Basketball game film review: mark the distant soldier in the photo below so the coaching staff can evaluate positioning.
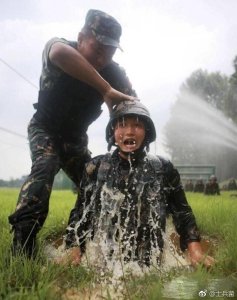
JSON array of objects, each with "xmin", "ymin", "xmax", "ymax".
[
  {"xmin": 204, "ymin": 175, "xmax": 220, "ymax": 195},
  {"xmin": 227, "ymin": 178, "xmax": 237, "ymax": 191},
  {"xmin": 221, "ymin": 184, "xmax": 228, "ymax": 191},
  {"xmin": 194, "ymin": 179, "xmax": 204, "ymax": 193},
  {"xmin": 184, "ymin": 180, "xmax": 194, "ymax": 192}
]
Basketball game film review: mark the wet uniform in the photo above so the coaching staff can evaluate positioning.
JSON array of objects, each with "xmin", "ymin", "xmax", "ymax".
[
  {"xmin": 65, "ymin": 149, "xmax": 200, "ymax": 266},
  {"xmin": 8, "ymin": 37, "xmax": 136, "ymax": 237}
]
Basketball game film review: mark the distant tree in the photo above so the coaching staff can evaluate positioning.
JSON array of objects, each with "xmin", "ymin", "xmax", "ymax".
[
  {"xmin": 164, "ymin": 68, "xmax": 237, "ymax": 180},
  {"xmin": 53, "ymin": 170, "xmax": 74, "ymax": 190},
  {"xmin": 180, "ymin": 69, "xmax": 229, "ymax": 111},
  {"xmin": 226, "ymin": 56, "xmax": 237, "ymax": 123},
  {"xmin": 0, "ymin": 172, "xmax": 73, "ymax": 189}
]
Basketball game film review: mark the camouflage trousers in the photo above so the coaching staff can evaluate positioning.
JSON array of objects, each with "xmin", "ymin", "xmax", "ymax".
[{"xmin": 8, "ymin": 118, "xmax": 91, "ymax": 234}]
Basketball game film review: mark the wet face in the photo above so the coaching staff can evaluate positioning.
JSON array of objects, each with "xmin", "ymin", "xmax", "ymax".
[
  {"xmin": 78, "ymin": 32, "xmax": 116, "ymax": 71},
  {"xmin": 114, "ymin": 116, "xmax": 146, "ymax": 158}
]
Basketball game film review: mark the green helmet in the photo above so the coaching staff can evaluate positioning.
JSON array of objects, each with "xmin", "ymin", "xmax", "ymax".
[{"xmin": 106, "ymin": 100, "xmax": 156, "ymax": 150}]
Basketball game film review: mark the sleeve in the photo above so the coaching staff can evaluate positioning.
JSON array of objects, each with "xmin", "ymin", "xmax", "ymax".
[
  {"xmin": 39, "ymin": 37, "xmax": 71, "ymax": 91},
  {"xmin": 42, "ymin": 37, "xmax": 70, "ymax": 71},
  {"xmin": 162, "ymin": 159, "xmax": 201, "ymax": 251},
  {"xmin": 64, "ymin": 158, "xmax": 100, "ymax": 251}
]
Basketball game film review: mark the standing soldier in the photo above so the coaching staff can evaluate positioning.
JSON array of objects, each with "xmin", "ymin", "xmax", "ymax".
[
  {"xmin": 194, "ymin": 179, "xmax": 204, "ymax": 193},
  {"xmin": 227, "ymin": 178, "xmax": 237, "ymax": 191},
  {"xmin": 185, "ymin": 180, "xmax": 194, "ymax": 192},
  {"xmin": 204, "ymin": 175, "xmax": 220, "ymax": 195},
  {"xmin": 8, "ymin": 9, "xmax": 136, "ymax": 257}
]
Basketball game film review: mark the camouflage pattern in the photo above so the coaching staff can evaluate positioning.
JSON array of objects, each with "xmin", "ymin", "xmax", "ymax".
[
  {"xmin": 84, "ymin": 9, "xmax": 122, "ymax": 49},
  {"xmin": 9, "ymin": 33, "xmax": 135, "ymax": 256},
  {"xmin": 65, "ymin": 149, "xmax": 200, "ymax": 266},
  {"xmin": 8, "ymin": 118, "xmax": 91, "ymax": 237},
  {"xmin": 9, "ymin": 10, "xmax": 135, "ymax": 256}
]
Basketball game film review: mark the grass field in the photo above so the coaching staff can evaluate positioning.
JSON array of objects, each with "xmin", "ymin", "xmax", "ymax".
[{"xmin": 0, "ymin": 188, "xmax": 237, "ymax": 299}]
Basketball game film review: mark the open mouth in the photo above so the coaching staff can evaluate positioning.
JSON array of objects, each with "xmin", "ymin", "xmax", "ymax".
[{"xmin": 124, "ymin": 138, "xmax": 136, "ymax": 146}]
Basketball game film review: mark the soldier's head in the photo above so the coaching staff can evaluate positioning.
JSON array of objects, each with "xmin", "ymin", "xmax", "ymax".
[
  {"xmin": 78, "ymin": 9, "xmax": 122, "ymax": 70},
  {"xmin": 209, "ymin": 175, "xmax": 217, "ymax": 182},
  {"xmin": 106, "ymin": 101, "xmax": 156, "ymax": 157}
]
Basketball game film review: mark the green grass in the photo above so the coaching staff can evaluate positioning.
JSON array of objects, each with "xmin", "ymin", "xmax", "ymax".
[
  {"xmin": 1, "ymin": 188, "xmax": 237, "ymax": 299},
  {"xmin": 187, "ymin": 191, "xmax": 237, "ymax": 275}
]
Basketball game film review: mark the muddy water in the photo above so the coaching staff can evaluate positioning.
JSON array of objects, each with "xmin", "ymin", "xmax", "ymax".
[
  {"xmin": 45, "ymin": 221, "xmax": 221, "ymax": 300},
  {"xmin": 162, "ymin": 276, "xmax": 236, "ymax": 300}
]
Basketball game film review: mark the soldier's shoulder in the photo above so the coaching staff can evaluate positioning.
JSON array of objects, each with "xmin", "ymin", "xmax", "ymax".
[
  {"xmin": 152, "ymin": 155, "xmax": 180, "ymax": 185},
  {"xmin": 151, "ymin": 155, "xmax": 174, "ymax": 170},
  {"xmin": 44, "ymin": 37, "xmax": 70, "ymax": 50},
  {"xmin": 145, "ymin": 154, "xmax": 175, "ymax": 175}
]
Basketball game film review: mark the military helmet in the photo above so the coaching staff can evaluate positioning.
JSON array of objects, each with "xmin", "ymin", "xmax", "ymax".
[
  {"xmin": 106, "ymin": 100, "xmax": 156, "ymax": 150},
  {"xmin": 210, "ymin": 175, "xmax": 217, "ymax": 181}
]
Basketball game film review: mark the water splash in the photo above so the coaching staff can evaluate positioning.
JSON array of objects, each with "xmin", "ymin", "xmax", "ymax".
[
  {"xmin": 78, "ymin": 215, "xmax": 190, "ymax": 279},
  {"xmin": 172, "ymin": 92, "xmax": 237, "ymax": 151},
  {"xmin": 162, "ymin": 276, "xmax": 236, "ymax": 299},
  {"xmin": 45, "ymin": 156, "xmax": 196, "ymax": 299}
]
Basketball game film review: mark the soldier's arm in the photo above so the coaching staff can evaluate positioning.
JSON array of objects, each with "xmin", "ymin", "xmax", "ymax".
[
  {"xmin": 49, "ymin": 41, "xmax": 135, "ymax": 112},
  {"xmin": 162, "ymin": 158, "xmax": 200, "ymax": 248},
  {"xmin": 163, "ymin": 159, "xmax": 215, "ymax": 268}
]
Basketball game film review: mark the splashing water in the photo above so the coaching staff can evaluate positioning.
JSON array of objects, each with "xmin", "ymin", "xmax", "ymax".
[
  {"xmin": 173, "ymin": 92, "xmax": 237, "ymax": 151},
  {"xmin": 74, "ymin": 181, "xmax": 190, "ymax": 279},
  {"xmin": 45, "ymin": 153, "xmax": 194, "ymax": 298},
  {"xmin": 162, "ymin": 275, "xmax": 236, "ymax": 299}
]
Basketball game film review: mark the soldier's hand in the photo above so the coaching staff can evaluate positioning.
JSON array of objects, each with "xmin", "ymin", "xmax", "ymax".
[
  {"xmin": 187, "ymin": 241, "xmax": 215, "ymax": 269},
  {"xmin": 103, "ymin": 86, "xmax": 137, "ymax": 113}
]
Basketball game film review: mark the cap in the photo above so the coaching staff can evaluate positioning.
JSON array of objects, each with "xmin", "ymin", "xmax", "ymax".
[{"xmin": 84, "ymin": 9, "xmax": 122, "ymax": 50}]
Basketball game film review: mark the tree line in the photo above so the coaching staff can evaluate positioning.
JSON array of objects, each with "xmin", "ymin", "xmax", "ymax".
[{"xmin": 0, "ymin": 170, "xmax": 73, "ymax": 189}]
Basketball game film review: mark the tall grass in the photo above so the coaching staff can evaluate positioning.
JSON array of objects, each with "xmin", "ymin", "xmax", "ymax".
[
  {"xmin": 1, "ymin": 188, "xmax": 237, "ymax": 299},
  {"xmin": 187, "ymin": 192, "xmax": 237, "ymax": 274}
]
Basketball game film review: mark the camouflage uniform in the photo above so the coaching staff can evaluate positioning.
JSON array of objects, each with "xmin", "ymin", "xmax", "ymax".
[
  {"xmin": 194, "ymin": 180, "xmax": 204, "ymax": 193},
  {"xmin": 65, "ymin": 149, "xmax": 200, "ymax": 266},
  {"xmin": 184, "ymin": 180, "xmax": 194, "ymax": 192},
  {"xmin": 8, "ymin": 10, "xmax": 135, "ymax": 256},
  {"xmin": 227, "ymin": 178, "xmax": 237, "ymax": 191},
  {"xmin": 204, "ymin": 176, "xmax": 220, "ymax": 195}
]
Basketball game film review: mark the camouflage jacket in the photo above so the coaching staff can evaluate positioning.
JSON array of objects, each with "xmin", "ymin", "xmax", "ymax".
[
  {"xmin": 65, "ymin": 149, "xmax": 200, "ymax": 265},
  {"xmin": 33, "ymin": 37, "xmax": 136, "ymax": 142}
]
